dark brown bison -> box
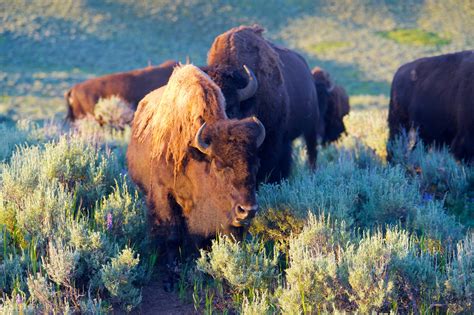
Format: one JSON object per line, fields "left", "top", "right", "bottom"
{"left": 312, "top": 67, "right": 350, "bottom": 144}
{"left": 388, "top": 51, "right": 474, "bottom": 162}
{"left": 206, "top": 25, "right": 319, "bottom": 182}
{"left": 64, "top": 59, "right": 178, "bottom": 121}
{"left": 127, "top": 65, "right": 265, "bottom": 287}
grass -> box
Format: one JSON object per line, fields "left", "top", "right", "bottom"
{"left": 377, "top": 28, "right": 451, "bottom": 46}
{"left": 306, "top": 40, "right": 350, "bottom": 55}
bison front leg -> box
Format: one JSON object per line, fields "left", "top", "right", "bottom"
{"left": 304, "top": 129, "right": 318, "bottom": 170}
{"left": 147, "top": 187, "right": 182, "bottom": 292}
{"left": 451, "top": 132, "right": 474, "bottom": 163}
{"left": 163, "top": 195, "right": 185, "bottom": 292}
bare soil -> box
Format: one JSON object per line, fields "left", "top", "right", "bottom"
{"left": 137, "top": 278, "right": 197, "bottom": 315}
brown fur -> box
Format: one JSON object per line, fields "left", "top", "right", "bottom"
{"left": 207, "top": 25, "right": 318, "bottom": 181}
{"left": 388, "top": 50, "right": 474, "bottom": 162}
{"left": 127, "top": 65, "right": 264, "bottom": 282}
{"left": 133, "top": 65, "right": 227, "bottom": 177}
{"left": 312, "top": 67, "right": 350, "bottom": 144}
{"left": 65, "top": 59, "right": 178, "bottom": 122}
{"left": 207, "top": 25, "right": 284, "bottom": 89}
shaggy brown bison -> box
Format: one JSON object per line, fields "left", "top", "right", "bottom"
{"left": 312, "top": 67, "right": 350, "bottom": 144}
{"left": 206, "top": 25, "right": 319, "bottom": 182}
{"left": 127, "top": 65, "right": 265, "bottom": 287}
{"left": 388, "top": 51, "right": 474, "bottom": 162}
{"left": 65, "top": 59, "right": 178, "bottom": 121}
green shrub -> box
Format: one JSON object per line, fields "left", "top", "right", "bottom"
{"left": 1, "top": 287, "right": 35, "bottom": 314}
{"left": 343, "top": 228, "right": 441, "bottom": 313}
{"left": 356, "top": 165, "right": 419, "bottom": 228}
{"left": 26, "top": 272, "right": 72, "bottom": 314}
{"left": 258, "top": 156, "right": 360, "bottom": 227}
{"left": 249, "top": 208, "right": 304, "bottom": 245}
{"left": 388, "top": 133, "right": 473, "bottom": 226}
{"left": 197, "top": 236, "right": 279, "bottom": 293}
{"left": 68, "top": 221, "right": 116, "bottom": 292}
{"left": 1, "top": 135, "right": 121, "bottom": 211}
{"left": 411, "top": 200, "right": 463, "bottom": 244}
{"left": 444, "top": 233, "right": 473, "bottom": 313}
{"left": 278, "top": 214, "right": 349, "bottom": 313}
{"left": 0, "top": 132, "right": 148, "bottom": 312}
{"left": 73, "top": 117, "right": 132, "bottom": 150}
{"left": 0, "top": 252, "right": 29, "bottom": 296}
{"left": 0, "top": 123, "right": 30, "bottom": 162}
{"left": 94, "top": 96, "right": 134, "bottom": 130}
{"left": 241, "top": 291, "right": 273, "bottom": 315}
{"left": 258, "top": 155, "right": 426, "bottom": 232}
{"left": 43, "top": 239, "right": 77, "bottom": 288}
{"left": 41, "top": 136, "right": 121, "bottom": 208}
{"left": 273, "top": 218, "right": 453, "bottom": 314}
{"left": 94, "top": 177, "right": 147, "bottom": 248}
{"left": 101, "top": 247, "right": 142, "bottom": 312}
{"left": 1, "top": 184, "right": 74, "bottom": 248}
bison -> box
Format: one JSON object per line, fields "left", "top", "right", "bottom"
{"left": 127, "top": 64, "right": 266, "bottom": 287}
{"left": 388, "top": 50, "right": 474, "bottom": 162}
{"left": 64, "top": 59, "right": 178, "bottom": 121}
{"left": 312, "top": 67, "right": 350, "bottom": 144}
{"left": 206, "top": 25, "right": 320, "bottom": 182}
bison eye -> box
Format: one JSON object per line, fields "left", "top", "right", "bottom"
{"left": 212, "top": 159, "right": 226, "bottom": 170}
{"left": 188, "top": 147, "right": 209, "bottom": 162}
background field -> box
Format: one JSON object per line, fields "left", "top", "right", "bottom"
{"left": 1, "top": 0, "right": 473, "bottom": 314}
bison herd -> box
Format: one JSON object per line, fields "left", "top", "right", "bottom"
{"left": 64, "top": 24, "right": 473, "bottom": 288}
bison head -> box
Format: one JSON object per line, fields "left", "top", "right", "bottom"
{"left": 204, "top": 65, "right": 258, "bottom": 120}
{"left": 313, "top": 67, "right": 349, "bottom": 144}
{"left": 181, "top": 116, "right": 265, "bottom": 239}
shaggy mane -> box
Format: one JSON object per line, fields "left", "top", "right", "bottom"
{"left": 207, "top": 24, "right": 284, "bottom": 86}
{"left": 132, "top": 64, "right": 227, "bottom": 176}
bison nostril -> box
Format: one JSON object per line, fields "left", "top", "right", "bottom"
{"left": 237, "top": 205, "right": 247, "bottom": 215}
{"left": 235, "top": 204, "right": 258, "bottom": 220}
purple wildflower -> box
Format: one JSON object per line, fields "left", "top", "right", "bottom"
{"left": 106, "top": 212, "right": 113, "bottom": 230}
{"left": 16, "top": 293, "right": 22, "bottom": 305}
{"left": 422, "top": 192, "right": 434, "bottom": 202}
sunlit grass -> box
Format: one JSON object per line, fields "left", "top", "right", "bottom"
{"left": 377, "top": 28, "right": 451, "bottom": 46}
{"left": 306, "top": 40, "right": 350, "bottom": 55}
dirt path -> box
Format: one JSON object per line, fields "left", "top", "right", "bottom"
{"left": 137, "top": 279, "right": 197, "bottom": 315}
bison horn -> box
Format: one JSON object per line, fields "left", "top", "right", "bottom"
{"left": 194, "top": 122, "right": 212, "bottom": 155}
{"left": 237, "top": 65, "right": 258, "bottom": 102}
{"left": 252, "top": 117, "right": 266, "bottom": 148}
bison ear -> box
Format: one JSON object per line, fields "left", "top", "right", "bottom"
{"left": 242, "top": 117, "right": 265, "bottom": 148}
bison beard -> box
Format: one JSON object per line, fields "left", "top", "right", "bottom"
{"left": 388, "top": 50, "right": 474, "bottom": 162}
{"left": 64, "top": 59, "right": 178, "bottom": 122}
{"left": 127, "top": 65, "right": 265, "bottom": 290}
{"left": 206, "top": 24, "right": 320, "bottom": 182}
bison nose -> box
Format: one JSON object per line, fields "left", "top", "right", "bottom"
{"left": 235, "top": 204, "right": 258, "bottom": 221}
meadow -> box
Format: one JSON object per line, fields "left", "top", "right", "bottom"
{"left": 0, "top": 0, "right": 473, "bottom": 313}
